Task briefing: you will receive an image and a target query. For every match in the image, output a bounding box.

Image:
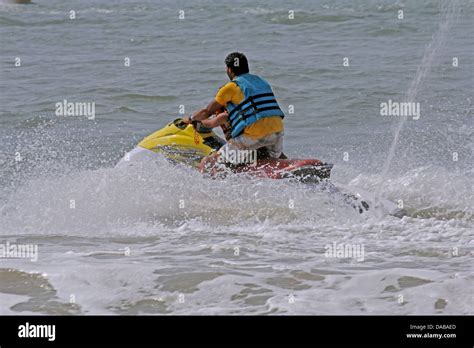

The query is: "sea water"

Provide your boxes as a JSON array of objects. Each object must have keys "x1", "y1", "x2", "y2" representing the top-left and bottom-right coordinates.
[{"x1": 0, "y1": 0, "x2": 472, "y2": 314}]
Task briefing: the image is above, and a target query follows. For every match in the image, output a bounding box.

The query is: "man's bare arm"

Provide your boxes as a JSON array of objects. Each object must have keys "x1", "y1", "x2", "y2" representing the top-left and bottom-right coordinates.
[
  {"x1": 201, "y1": 112, "x2": 228, "y2": 128},
  {"x1": 191, "y1": 99, "x2": 225, "y2": 121}
]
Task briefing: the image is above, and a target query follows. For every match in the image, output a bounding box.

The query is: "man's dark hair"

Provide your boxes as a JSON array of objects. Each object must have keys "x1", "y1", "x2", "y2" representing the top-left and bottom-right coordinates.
[{"x1": 225, "y1": 52, "x2": 249, "y2": 76}]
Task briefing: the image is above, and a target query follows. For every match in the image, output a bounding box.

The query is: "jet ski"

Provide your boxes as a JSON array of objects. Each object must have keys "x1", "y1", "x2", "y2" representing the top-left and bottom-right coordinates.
[
  {"x1": 117, "y1": 118, "x2": 406, "y2": 217},
  {"x1": 117, "y1": 118, "x2": 333, "y2": 183}
]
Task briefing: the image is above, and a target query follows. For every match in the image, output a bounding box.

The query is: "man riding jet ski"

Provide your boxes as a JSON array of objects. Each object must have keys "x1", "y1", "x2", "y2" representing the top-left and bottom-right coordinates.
[
  {"x1": 183, "y1": 52, "x2": 287, "y2": 170},
  {"x1": 118, "y1": 51, "x2": 332, "y2": 181}
]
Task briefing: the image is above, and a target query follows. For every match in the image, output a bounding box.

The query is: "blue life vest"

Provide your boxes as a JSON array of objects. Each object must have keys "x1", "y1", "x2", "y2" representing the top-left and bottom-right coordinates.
[{"x1": 226, "y1": 73, "x2": 285, "y2": 138}]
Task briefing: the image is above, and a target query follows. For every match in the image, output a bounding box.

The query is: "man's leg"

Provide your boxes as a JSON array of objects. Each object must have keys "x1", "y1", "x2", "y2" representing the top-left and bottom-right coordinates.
[
  {"x1": 201, "y1": 132, "x2": 285, "y2": 170},
  {"x1": 226, "y1": 132, "x2": 284, "y2": 161},
  {"x1": 262, "y1": 131, "x2": 284, "y2": 159}
]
